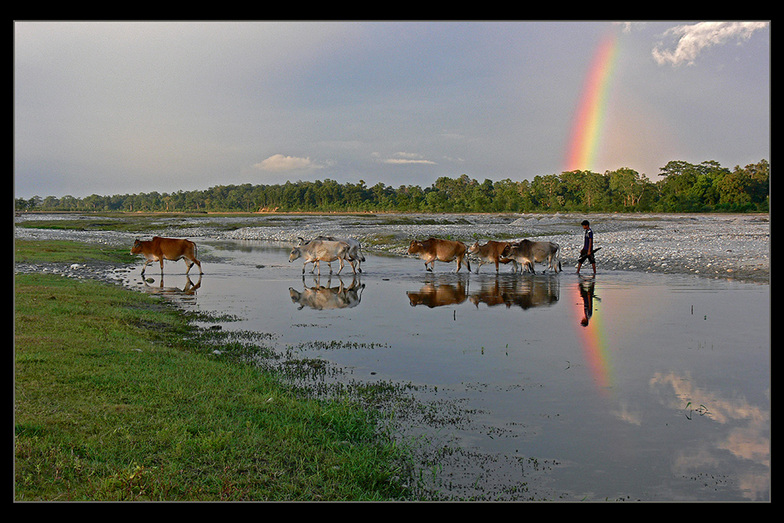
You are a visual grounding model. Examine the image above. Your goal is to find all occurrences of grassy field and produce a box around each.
[14,241,413,501]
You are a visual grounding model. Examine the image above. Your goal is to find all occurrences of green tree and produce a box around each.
[609,168,648,208]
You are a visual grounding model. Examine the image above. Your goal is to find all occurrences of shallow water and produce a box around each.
[125,239,770,501]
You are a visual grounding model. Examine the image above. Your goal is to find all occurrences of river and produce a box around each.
[124,238,770,501]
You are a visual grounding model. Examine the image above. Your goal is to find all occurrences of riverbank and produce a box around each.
[15,212,771,283]
[14,248,413,500]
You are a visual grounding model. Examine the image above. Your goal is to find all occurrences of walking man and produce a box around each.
[577,219,596,276]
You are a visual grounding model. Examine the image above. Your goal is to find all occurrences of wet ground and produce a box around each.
[124,239,770,501]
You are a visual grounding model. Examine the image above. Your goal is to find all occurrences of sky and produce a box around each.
[14,20,770,199]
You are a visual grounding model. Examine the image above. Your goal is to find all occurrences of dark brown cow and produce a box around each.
[467,240,518,273]
[131,236,202,276]
[408,237,470,272]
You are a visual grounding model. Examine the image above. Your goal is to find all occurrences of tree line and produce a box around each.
[16,159,769,214]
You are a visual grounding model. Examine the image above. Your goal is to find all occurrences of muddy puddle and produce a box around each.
[122,239,770,501]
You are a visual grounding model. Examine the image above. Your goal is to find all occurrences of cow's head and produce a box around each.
[131,239,143,254]
[501,244,512,257]
[408,240,423,254]
[289,247,302,263]
[468,241,479,254]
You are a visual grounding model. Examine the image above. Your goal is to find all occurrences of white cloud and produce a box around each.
[652,21,768,66]
[254,154,322,172]
[382,159,438,165]
[375,151,437,165]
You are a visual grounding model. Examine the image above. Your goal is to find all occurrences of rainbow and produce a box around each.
[573,283,614,396]
[564,31,620,173]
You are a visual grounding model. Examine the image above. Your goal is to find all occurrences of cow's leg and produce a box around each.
[159,258,165,275]
[336,258,344,275]
[141,259,151,275]
[345,256,356,274]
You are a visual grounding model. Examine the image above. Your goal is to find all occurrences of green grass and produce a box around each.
[15,239,137,265]
[15,246,413,500]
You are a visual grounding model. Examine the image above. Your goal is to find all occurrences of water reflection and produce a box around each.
[650,371,771,500]
[407,275,469,308]
[470,274,560,310]
[577,277,600,326]
[406,274,560,310]
[138,274,202,305]
[289,275,366,310]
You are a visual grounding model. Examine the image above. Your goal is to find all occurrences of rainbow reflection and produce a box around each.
[574,280,614,396]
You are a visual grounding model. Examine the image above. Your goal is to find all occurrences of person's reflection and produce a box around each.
[578,279,600,326]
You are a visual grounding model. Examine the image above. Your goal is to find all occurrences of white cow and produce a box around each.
[502,240,562,273]
[289,238,354,275]
[303,236,366,273]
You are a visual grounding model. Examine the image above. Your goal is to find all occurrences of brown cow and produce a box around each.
[408,237,470,272]
[131,236,202,276]
[467,240,518,273]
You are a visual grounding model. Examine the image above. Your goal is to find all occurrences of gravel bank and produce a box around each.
[15,213,770,283]
[217,212,770,283]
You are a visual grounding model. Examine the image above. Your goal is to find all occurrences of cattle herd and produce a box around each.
[131,235,562,276]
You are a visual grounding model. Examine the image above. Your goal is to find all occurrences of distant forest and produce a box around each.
[16,159,769,214]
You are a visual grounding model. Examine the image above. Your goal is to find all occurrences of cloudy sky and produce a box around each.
[14,21,770,199]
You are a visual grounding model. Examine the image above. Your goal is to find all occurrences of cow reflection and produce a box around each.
[469,275,560,310]
[140,274,202,304]
[289,276,365,310]
[407,276,469,308]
